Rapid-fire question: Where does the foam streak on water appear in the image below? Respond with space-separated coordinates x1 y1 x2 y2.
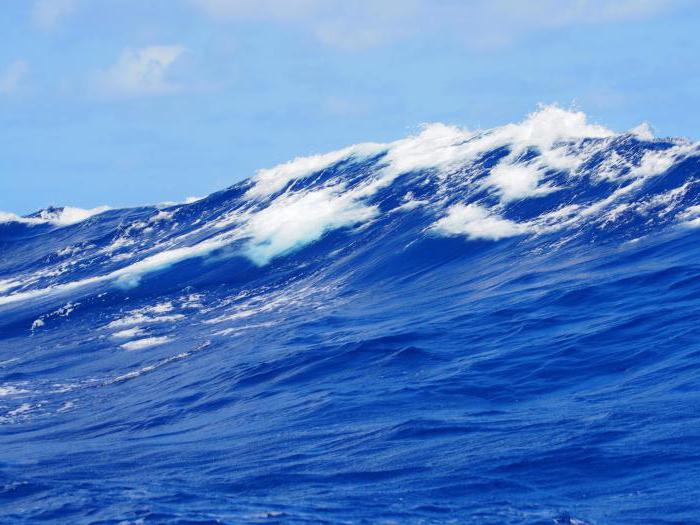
1 107 700 524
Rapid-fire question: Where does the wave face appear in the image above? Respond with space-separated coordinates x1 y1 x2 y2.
2 107 700 524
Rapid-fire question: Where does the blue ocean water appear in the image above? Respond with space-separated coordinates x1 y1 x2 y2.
1 108 700 524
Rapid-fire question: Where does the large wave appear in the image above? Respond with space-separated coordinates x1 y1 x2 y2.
1 106 699 524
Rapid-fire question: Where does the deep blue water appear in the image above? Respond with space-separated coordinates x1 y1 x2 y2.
2 110 700 524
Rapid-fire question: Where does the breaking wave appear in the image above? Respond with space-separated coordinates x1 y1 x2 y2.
1 106 700 524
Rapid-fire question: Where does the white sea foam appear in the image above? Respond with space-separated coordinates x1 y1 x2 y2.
245 108 608 210
148 302 175 313
0 206 109 226
149 210 175 223
380 122 471 178
107 313 184 329
0 106 696 306
120 336 171 351
485 163 559 202
108 350 194 383
246 143 384 198
157 196 202 207
181 293 204 309
0 274 104 306
213 322 275 336
379 106 613 183
0 229 243 305
679 204 700 228
433 204 525 240
629 149 678 178
7 403 33 417
0 278 23 294
0 385 29 396
111 327 146 339
0 358 19 368
242 186 378 265
630 122 654 141
57 401 75 413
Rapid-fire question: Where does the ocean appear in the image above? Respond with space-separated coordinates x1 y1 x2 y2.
1 107 699 524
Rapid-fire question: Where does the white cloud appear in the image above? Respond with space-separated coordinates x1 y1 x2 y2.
322 96 370 117
0 60 29 94
189 0 418 49
190 0 322 20
453 0 682 48
32 0 78 29
188 0 685 50
312 2 420 50
94 46 186 98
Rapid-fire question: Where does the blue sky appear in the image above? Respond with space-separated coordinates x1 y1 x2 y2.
2 0 699 214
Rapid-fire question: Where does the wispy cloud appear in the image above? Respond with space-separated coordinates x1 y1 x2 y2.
0 60 29 94
188 0 418 50
94 46 186 98
322 95 370 117
188 0 687 50
189 0 322 20
32 0 79 29
454 0 684 48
